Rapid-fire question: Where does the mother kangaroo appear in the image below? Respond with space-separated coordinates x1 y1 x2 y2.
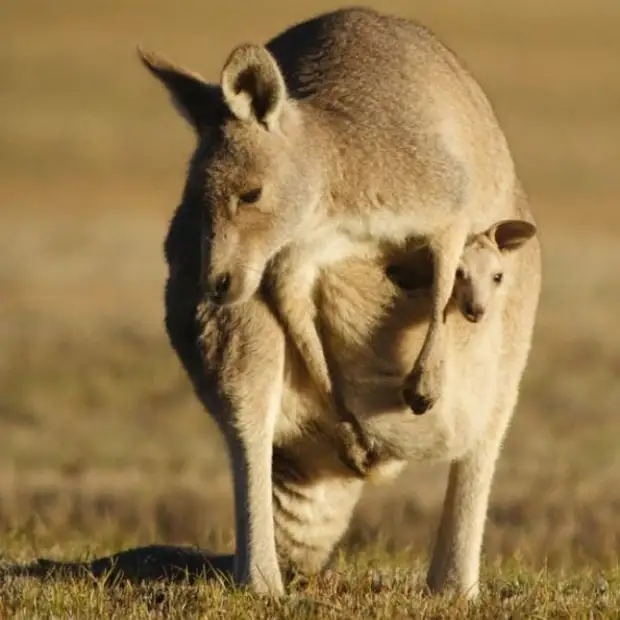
138 6 541 599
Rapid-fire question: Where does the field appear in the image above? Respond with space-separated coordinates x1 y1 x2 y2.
1 0 620 617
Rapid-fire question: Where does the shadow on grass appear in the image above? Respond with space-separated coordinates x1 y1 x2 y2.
1 545 235 587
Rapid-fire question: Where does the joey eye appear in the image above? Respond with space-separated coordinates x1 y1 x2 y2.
493 272 504 284
238 187 262 204
456 268 465 280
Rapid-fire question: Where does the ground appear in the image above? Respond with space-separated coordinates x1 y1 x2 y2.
1 0 619 617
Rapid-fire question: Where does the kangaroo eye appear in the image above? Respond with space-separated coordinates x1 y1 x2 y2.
493 272 504 284
456 268 465 280
239 187 262 204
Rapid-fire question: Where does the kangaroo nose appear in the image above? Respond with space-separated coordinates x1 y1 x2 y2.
464 303 484 323
208 273 231 304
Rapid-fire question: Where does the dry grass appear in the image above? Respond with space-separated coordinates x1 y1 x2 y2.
1 550 619 619
1 0 620 616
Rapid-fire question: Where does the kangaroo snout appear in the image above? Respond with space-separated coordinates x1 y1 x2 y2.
205 272 232 304
203 262 264 306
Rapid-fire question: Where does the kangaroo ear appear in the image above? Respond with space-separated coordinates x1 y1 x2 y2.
488 219 537 253
137 46 218 132
220 44 286 130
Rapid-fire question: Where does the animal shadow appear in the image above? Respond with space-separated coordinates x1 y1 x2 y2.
1 544 235 588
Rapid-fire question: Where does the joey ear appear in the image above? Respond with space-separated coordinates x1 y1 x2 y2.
137 46 218 132
488 219 537 253
220 44 287 130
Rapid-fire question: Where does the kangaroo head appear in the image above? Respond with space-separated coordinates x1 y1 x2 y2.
454 219 537 323
138 45 324 305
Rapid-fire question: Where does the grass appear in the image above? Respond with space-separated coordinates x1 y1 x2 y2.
1 549 619 619
1 0 619 616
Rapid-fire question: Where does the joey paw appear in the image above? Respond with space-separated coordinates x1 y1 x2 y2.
402 367 440 415
402 386 435 415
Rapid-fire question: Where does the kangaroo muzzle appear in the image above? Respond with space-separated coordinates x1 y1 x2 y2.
205 271 232 304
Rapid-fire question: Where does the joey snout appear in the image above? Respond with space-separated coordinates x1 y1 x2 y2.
462 301 485 323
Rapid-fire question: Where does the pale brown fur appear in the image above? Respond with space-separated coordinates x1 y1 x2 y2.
138 7 542 598
453 220 537 324
386 220 538 326
138 6 517 419
341 219 538 472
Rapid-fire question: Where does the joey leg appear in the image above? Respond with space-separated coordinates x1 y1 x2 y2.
403 220 468 414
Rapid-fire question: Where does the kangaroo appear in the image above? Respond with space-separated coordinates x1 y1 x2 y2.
317 204 540 600
453 220 537 324
139 7 542 598
341 218 538 474
138 8 518 422
387 219 537 322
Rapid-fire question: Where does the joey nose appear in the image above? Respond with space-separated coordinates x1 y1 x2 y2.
208 273 231 304
464 303 484 323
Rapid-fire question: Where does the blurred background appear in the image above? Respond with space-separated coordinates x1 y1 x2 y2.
1 0 619 569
